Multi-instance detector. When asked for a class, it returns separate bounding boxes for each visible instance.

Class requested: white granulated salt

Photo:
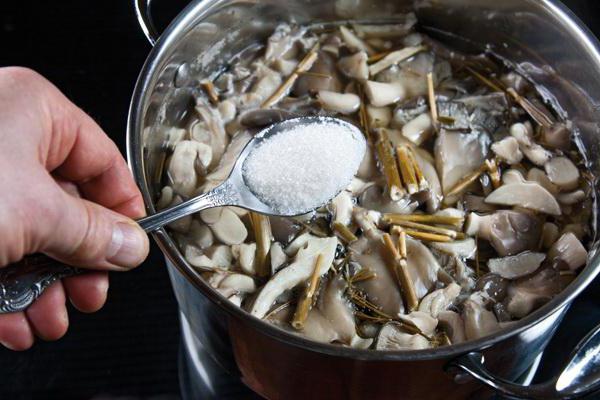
[242,118,366,214]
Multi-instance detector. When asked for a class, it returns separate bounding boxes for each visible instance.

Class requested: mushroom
[541,222,560,249]
[399,311,438,334]
[548,232,587,271]
[368,46,425,76]
[168,140,212,197]
[484,182,561,216]
[527,168,559,195]
[156,186,174,210]
[219,273,256,294]
[337,51,369,80]
[167,195,192,233]
[436,102,470,131]
[329,191,353,226]
[251,237,338,318]
[475,273,509,302]
[240,109,296,128]
[365,105,391,129]
[405,237,442,299]
[202,131,252,190]
[352,14,417,38]
[264,23,306,64]
[364,80,405,107]
[359,185,418,215]
[414,150,443,212]
[350,335,373,349]
[195,103,229,166]
[505,267,560,318]
[317,91,361,114]
[463,295,500,340]
[487,252,546,279]
[557,190,585,205]
[231,242,257,275]
[251,69,283,101]
[434,130,488,194]
[465,210,542,256]
[189,220,214,250]
[339,26,374,55]
[418,282,461,317]
[401,113,432,146]
[217,100,236,124]
[545,156,580,191]
[208,208,248,245]
[438,311,466,344]
[356,146,378,180]
[318,274,356,343]
[293,51,342,96]
[375,322,431,350]
[164,127,187,149]
[284,232,313,256]
[185,244,233,270]
[430,239,477,259]
[510,122,551,166]
[270,242,287,274]
[273,58,298,76]
[540,122,571,150]
[452,256,476,291]
[300,309,340,344]
[463,194,498,213]
[491,136,523,165]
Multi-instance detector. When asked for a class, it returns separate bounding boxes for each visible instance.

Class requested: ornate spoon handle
[0,255,80,313]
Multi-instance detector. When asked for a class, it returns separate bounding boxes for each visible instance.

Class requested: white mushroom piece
[487,252,546,279]
[465,210,542,256]
[188,220,214,250]
[251,237,338,318]
[231,242,257,275]
[185,245,233,270]
[337,51,369,81]
[438,311,466,344]
[363,80,405,107]
[168,140,213,197]
[510,122,551,166]
[218,273,256,295]
[202,131,252,191]
[401,113,433,146]
[544,156,580,191]
[505,267,561,318]
[548,232,588,271]
[366,106,392,128]
[463,294,500,340]
[430,238,477,259]
[368,46,425,76]
[540,122,571,150]
[193,103,229,167]
[339,25,374,55]
[491,136,523,165]
[329,190,354,226]
[208,208,248,245]
[317,91,361,114]
[527,168,559,195]
[484,175,562,216]
[375,311,438,350]
[418,282,461,318]
[317,274,357,344]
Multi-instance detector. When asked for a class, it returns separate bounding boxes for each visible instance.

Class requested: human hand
[0,67,150,350]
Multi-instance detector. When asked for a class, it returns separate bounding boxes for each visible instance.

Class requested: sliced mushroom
[359,184,418,215]
[329,191,353,226]
[453,257,476,292]
[156,186,174,210]
[488,252,546,279]
[164,127,187,149]
[548,232,588,271]
[337,51,369,80]
[485,182,561,216]
[219,273,256,293]
[465,210,542,256]
[240,109,296,128]
[231,242,257,275]
[318,274,356,343]
[510,122,551,166]
[375,322,431,350]
[402,113,432,146]
[273,58,298,76]
[168,140,213,197]
[270,242,287,274]
[185,245,233,270]
[318,91,361,114]
[202,131,252,190]
[491,136,523,165]
[339,26,374,55]
[209,208,248,245]
[557,190,585,205]
[541,122,571,150]
[527,168,559,195]
[430,239,477,259]
[368,46,425,76]
[414,150,443,212]
[167,195,192,233]
[350,334,373,349]
[293,51,342,96]
[541,222,560,249]
[434,130,488,194]
[300,309,340,344]
[438,311,466,345]
[463,295,500,340]
[545,156,580,191]
[475,273,509,302]
[505,267,560,318]
[189,220,214,250]
[364,80,405,107]
[251,237,337,318]
[356,146,378,180]
[418,282,461,318]
[217,100,236,124]
[405,237,441,299]
[366,105,392,128]
[264,24,306,64]
[195,104,229,167]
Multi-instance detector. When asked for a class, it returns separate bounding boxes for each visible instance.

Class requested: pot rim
[127,0,600,361]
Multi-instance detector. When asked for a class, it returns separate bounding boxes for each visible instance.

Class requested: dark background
[1,1,600,399]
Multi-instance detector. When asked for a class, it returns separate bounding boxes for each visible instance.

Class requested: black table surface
[1,1,600,399]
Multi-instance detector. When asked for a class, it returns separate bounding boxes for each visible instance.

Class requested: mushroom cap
[337,51,369,81]
[548,232,588,271]
[488,252,546,279]
[209,208,248,245]
[418,282,461,318]
[438,310,466,344]
[318,90,361,114]
[485,182,561,215]
[545,156,580,191]
[375,322,431,350]
[364,80,406,107]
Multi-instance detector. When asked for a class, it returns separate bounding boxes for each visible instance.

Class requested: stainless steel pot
[127,1,600,398]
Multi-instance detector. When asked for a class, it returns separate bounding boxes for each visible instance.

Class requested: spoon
[0,116,365,313]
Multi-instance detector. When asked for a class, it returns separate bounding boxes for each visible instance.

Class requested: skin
[0,67,150,350]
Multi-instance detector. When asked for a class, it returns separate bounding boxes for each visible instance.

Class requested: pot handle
[133,0,160,46]
[446,322,600,399]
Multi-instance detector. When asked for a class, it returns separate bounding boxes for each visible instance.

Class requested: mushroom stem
[375,129,405,200]
[427,72,438,124]
[396,145,419,194]
[249,212,272,277]
[262,43,319,108]
[332,221,358,243]
[391,220,459,239]
[382,213,464,228]
[292,254,324,330]
[382,233,419,312]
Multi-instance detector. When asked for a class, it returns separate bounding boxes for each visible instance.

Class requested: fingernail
[107,222,148,268]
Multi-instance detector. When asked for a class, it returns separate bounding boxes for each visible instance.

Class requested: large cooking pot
[127,1,600,398]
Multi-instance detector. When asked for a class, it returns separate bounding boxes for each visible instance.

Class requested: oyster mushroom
[240,109,296,128]
[488,252,546,279]
[418,282,461,317]
[317,90,361,114]
[402,113,432,146]
[527,168,559,195]
[337,51,369,80]
[164,127,187,149]
[167,195,192,233]
[359,185,418,215]
[491,136,523,165]
[430,239,477,259]
[545,156,580,191]
[465,210,542,256]
[195,103,229,166]
[330,191,353,226]
[484,181,561,216]
[270,242,287,274]
[217,100,236,124]
[475,273,509,302]
[219,273,256,294]
[356,146,378,180]
[364,80,405,107]
[156,186,174,210]
[366,106,392,128]
[541,122,571,150]
[202,131,252,190]
[541,222,560,249]
[405,237,442,299]
[368,46,425,76]
[274,58,298,76]
[463,295,500,340]
[251,237,337,318]
[300,309,340,344]
[264,24,306,64]
[232,242,257,275]
[189,220,214,250]
[168,140,212,197]
[453,257,476,291]
[505,267,560,318]
[185,245,233,270]
[293,51,342,96]
[510,122,551,166]
[434,130,488,194]
[339,26,374,55]
[209,208,248,245]
[375,322,431,350]
[318,274,356,343]
[548,232,588,271]
[557,190,586,205]
[438,311,466,344]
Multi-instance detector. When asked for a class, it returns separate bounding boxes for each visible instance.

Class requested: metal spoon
[0,117,364,313]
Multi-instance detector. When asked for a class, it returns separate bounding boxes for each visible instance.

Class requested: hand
[0,67,150,350]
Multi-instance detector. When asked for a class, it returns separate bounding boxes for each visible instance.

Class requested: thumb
[40,189,149,271]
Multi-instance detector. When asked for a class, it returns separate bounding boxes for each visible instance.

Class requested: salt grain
[242,118,366,214]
